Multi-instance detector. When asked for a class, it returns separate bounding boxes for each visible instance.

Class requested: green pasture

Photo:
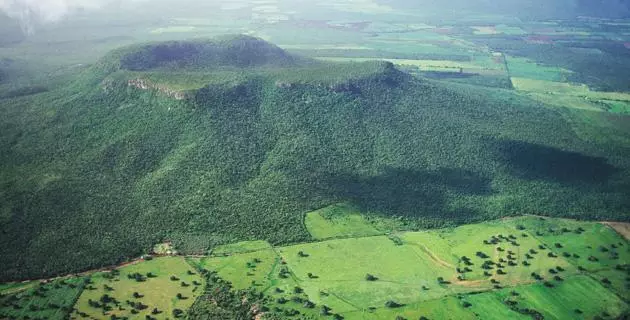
[508,217,630,272]
[423,221,576,284]
[73,257,202,319]
[304,203,382,240]
[501,275,626,319]
[345,296,476,320]
[0,281,37,295]
[199,249,278,290]
[594,269,630,300]
[466,275,627,319]
[0,277,85,320]
[277,235,456,307]
[210,240,273,255]
[506,56,567,81]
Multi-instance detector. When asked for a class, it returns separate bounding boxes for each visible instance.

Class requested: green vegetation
[0,2,629,318]
[305,203,382,240]
[0,278,85,320]
[1,216,628,319]
[467,276,627,319]
[199,249,277,290]
[277,236,456,308]
[72,257,202,319]
[210,240,273,256]
[1,35,630,283]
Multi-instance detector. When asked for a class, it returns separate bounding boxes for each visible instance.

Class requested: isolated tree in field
[385,300,402,308]
[365,274,378,281]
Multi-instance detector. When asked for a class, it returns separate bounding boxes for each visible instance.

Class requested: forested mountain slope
[1,36,629,281]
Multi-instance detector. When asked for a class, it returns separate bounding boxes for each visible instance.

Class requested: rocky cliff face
[126,78,189,100]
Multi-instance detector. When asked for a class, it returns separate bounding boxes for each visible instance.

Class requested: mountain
[1,36,629,281]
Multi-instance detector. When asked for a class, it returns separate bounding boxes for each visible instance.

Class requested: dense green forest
[1,36,629,282]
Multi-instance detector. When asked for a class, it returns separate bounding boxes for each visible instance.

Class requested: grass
[72,257,202,319]
[593,269,630,300]
[198,249,278,290]
[506,56,567,81]
[466,292,531,320]
[498,275,626,319]
[276,236,456,308]
[0,277,85,320]
[304,203,382,240]
[424,220,576,284]
[466,275,628,319]
[1,216,627,319]
[344,296,476,320]
[0,281,37,295]
[505,217,630,272]
[210,240,273,255]
[521,92,605,112]
[511,77,630,102]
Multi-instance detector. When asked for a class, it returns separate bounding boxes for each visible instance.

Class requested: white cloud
[0,0,147,33]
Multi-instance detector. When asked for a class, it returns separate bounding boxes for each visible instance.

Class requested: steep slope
[1,36,629,281]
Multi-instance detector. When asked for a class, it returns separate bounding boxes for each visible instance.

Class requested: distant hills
[0,36,629,282]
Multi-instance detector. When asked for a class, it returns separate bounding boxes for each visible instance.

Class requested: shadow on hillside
[319,168,492,220]
[493,139,618,185]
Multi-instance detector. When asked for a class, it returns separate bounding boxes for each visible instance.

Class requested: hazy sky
[0,0,148,33]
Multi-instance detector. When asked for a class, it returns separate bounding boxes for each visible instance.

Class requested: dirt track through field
[407,242,455,269]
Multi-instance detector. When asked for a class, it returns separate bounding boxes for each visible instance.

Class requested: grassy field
[0,278,85,320]
[504,217,630,272]
[346,296,477,320]
[304,203,383,240]
[506,56,568,81]
[277,235,457,307]
[198,249,278,290]
[411,220,577,284]
[1,216,628,319]
[0,281,37,295]
[511,77,630,101]
[210,240,273,255]
[466,275,627,319]
[72,257,202,319]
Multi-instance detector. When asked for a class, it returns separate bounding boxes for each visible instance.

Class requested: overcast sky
[0,0,151,33]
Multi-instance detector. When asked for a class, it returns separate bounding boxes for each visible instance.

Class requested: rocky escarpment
[126,78,190,100]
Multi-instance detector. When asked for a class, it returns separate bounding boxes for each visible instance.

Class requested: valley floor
[1,211,628,320]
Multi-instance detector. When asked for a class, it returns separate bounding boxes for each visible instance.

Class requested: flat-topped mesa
[115,35,298,71]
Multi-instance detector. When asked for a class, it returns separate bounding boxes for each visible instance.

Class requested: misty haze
[0,0,629,319]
